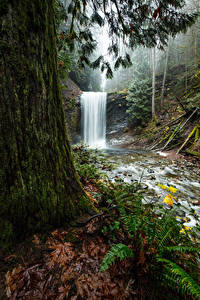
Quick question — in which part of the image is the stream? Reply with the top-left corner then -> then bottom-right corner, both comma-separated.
101,147 -> 200,229
80,91 -> 200,230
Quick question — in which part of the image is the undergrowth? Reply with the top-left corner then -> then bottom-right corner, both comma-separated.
2,145 -> 200,299
100,186 -> 200,299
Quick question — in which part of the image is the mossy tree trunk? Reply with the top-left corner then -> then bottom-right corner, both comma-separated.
0,0 -> 92,245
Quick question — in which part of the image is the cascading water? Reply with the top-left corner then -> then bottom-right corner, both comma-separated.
81,92 -> 107,148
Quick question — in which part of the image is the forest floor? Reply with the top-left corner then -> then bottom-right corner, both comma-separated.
109,96 -> 200,167
1,146 -> 200,300
0,190 -> 146,300
0,219 -> 130,299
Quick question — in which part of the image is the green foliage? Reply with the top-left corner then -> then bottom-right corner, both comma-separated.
102,220 -> 120,239
76,164 -> 100,180
54,0 -> 102,89
127,63 -> 152,126
157,258 -> 200,299
61,0 -> 198,78
100,183 -> 200,299
72,145 -> 108,181
57,50 -> 71,79
99,243 -> 134,272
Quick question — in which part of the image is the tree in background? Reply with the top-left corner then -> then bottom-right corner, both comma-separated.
62,0 -> 198,78
152,47 -> 156,119
127,60 -> 152,127
160,39 -> 170,108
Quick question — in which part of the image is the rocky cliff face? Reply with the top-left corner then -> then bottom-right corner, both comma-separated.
106,93 -> 129,144
61,78 -> 82,143
62,84 -> 129,145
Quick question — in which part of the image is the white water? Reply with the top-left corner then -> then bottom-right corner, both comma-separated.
81,92 -> 107,148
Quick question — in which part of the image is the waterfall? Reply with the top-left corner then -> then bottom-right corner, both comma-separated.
81,92 -> 107,148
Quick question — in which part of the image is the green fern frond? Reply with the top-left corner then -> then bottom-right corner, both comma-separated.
122,214 -> 140,236
166,246 -> 200,254
158,227 -> 173,249
157,258 -> 200,299
99,243 -> 134,272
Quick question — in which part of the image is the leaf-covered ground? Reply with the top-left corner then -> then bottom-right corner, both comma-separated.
0,214 -> 136,299
1,147 -> 199,300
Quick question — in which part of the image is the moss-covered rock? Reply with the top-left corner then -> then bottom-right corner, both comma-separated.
106,93 -> 128,140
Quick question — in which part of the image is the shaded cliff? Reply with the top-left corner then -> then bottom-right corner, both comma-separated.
106,93 -> 129,144
61,78 -> 82,143
61,85 -> 129,145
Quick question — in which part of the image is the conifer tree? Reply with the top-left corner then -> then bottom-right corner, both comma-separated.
0,0 -> 93,246
127,62 -> 152,127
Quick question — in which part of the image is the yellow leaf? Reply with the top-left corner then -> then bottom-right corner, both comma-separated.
184,226 -> 192,231
158,184 -> 178,193
158,184 -> 168,190
180,225 -> 192,234
168,186 -> 178,193
163,194 -> 173,207
183,217 -> 190,222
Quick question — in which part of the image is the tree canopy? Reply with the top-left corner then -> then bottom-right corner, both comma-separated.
57,0 -> 199,78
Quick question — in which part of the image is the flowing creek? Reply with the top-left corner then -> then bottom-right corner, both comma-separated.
80,91 -> 199,230
100,148 -> 200,229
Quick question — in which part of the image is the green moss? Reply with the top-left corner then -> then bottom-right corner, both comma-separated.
0,0 -> 92,248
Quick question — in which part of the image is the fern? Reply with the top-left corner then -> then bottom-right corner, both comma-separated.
100,243 -> 134,272
115,191 -> 141,236
157,258 -> 200,300
166,245 -> 200,254
100,182 -> 200,299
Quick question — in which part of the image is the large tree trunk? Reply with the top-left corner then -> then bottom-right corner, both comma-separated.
0,0 -> 92,246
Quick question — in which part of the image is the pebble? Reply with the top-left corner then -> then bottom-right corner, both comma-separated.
192,200 -> 200,205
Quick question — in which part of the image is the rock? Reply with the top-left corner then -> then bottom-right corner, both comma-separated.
161,167 -> 176,176
192,200 -> 200,205
106,93 -> 128,139
147,168 -> 154,173
140,183 -> 148,189
176,209 -> 186,218
137,189 -> 146,194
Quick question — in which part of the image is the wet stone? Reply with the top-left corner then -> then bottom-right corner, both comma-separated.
192,200 -> 200,205
147,169 -> 154,173
176,209 -> 186,218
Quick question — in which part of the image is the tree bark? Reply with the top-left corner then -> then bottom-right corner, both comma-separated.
0,0 -> 92,246
160,40 -> 170,108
